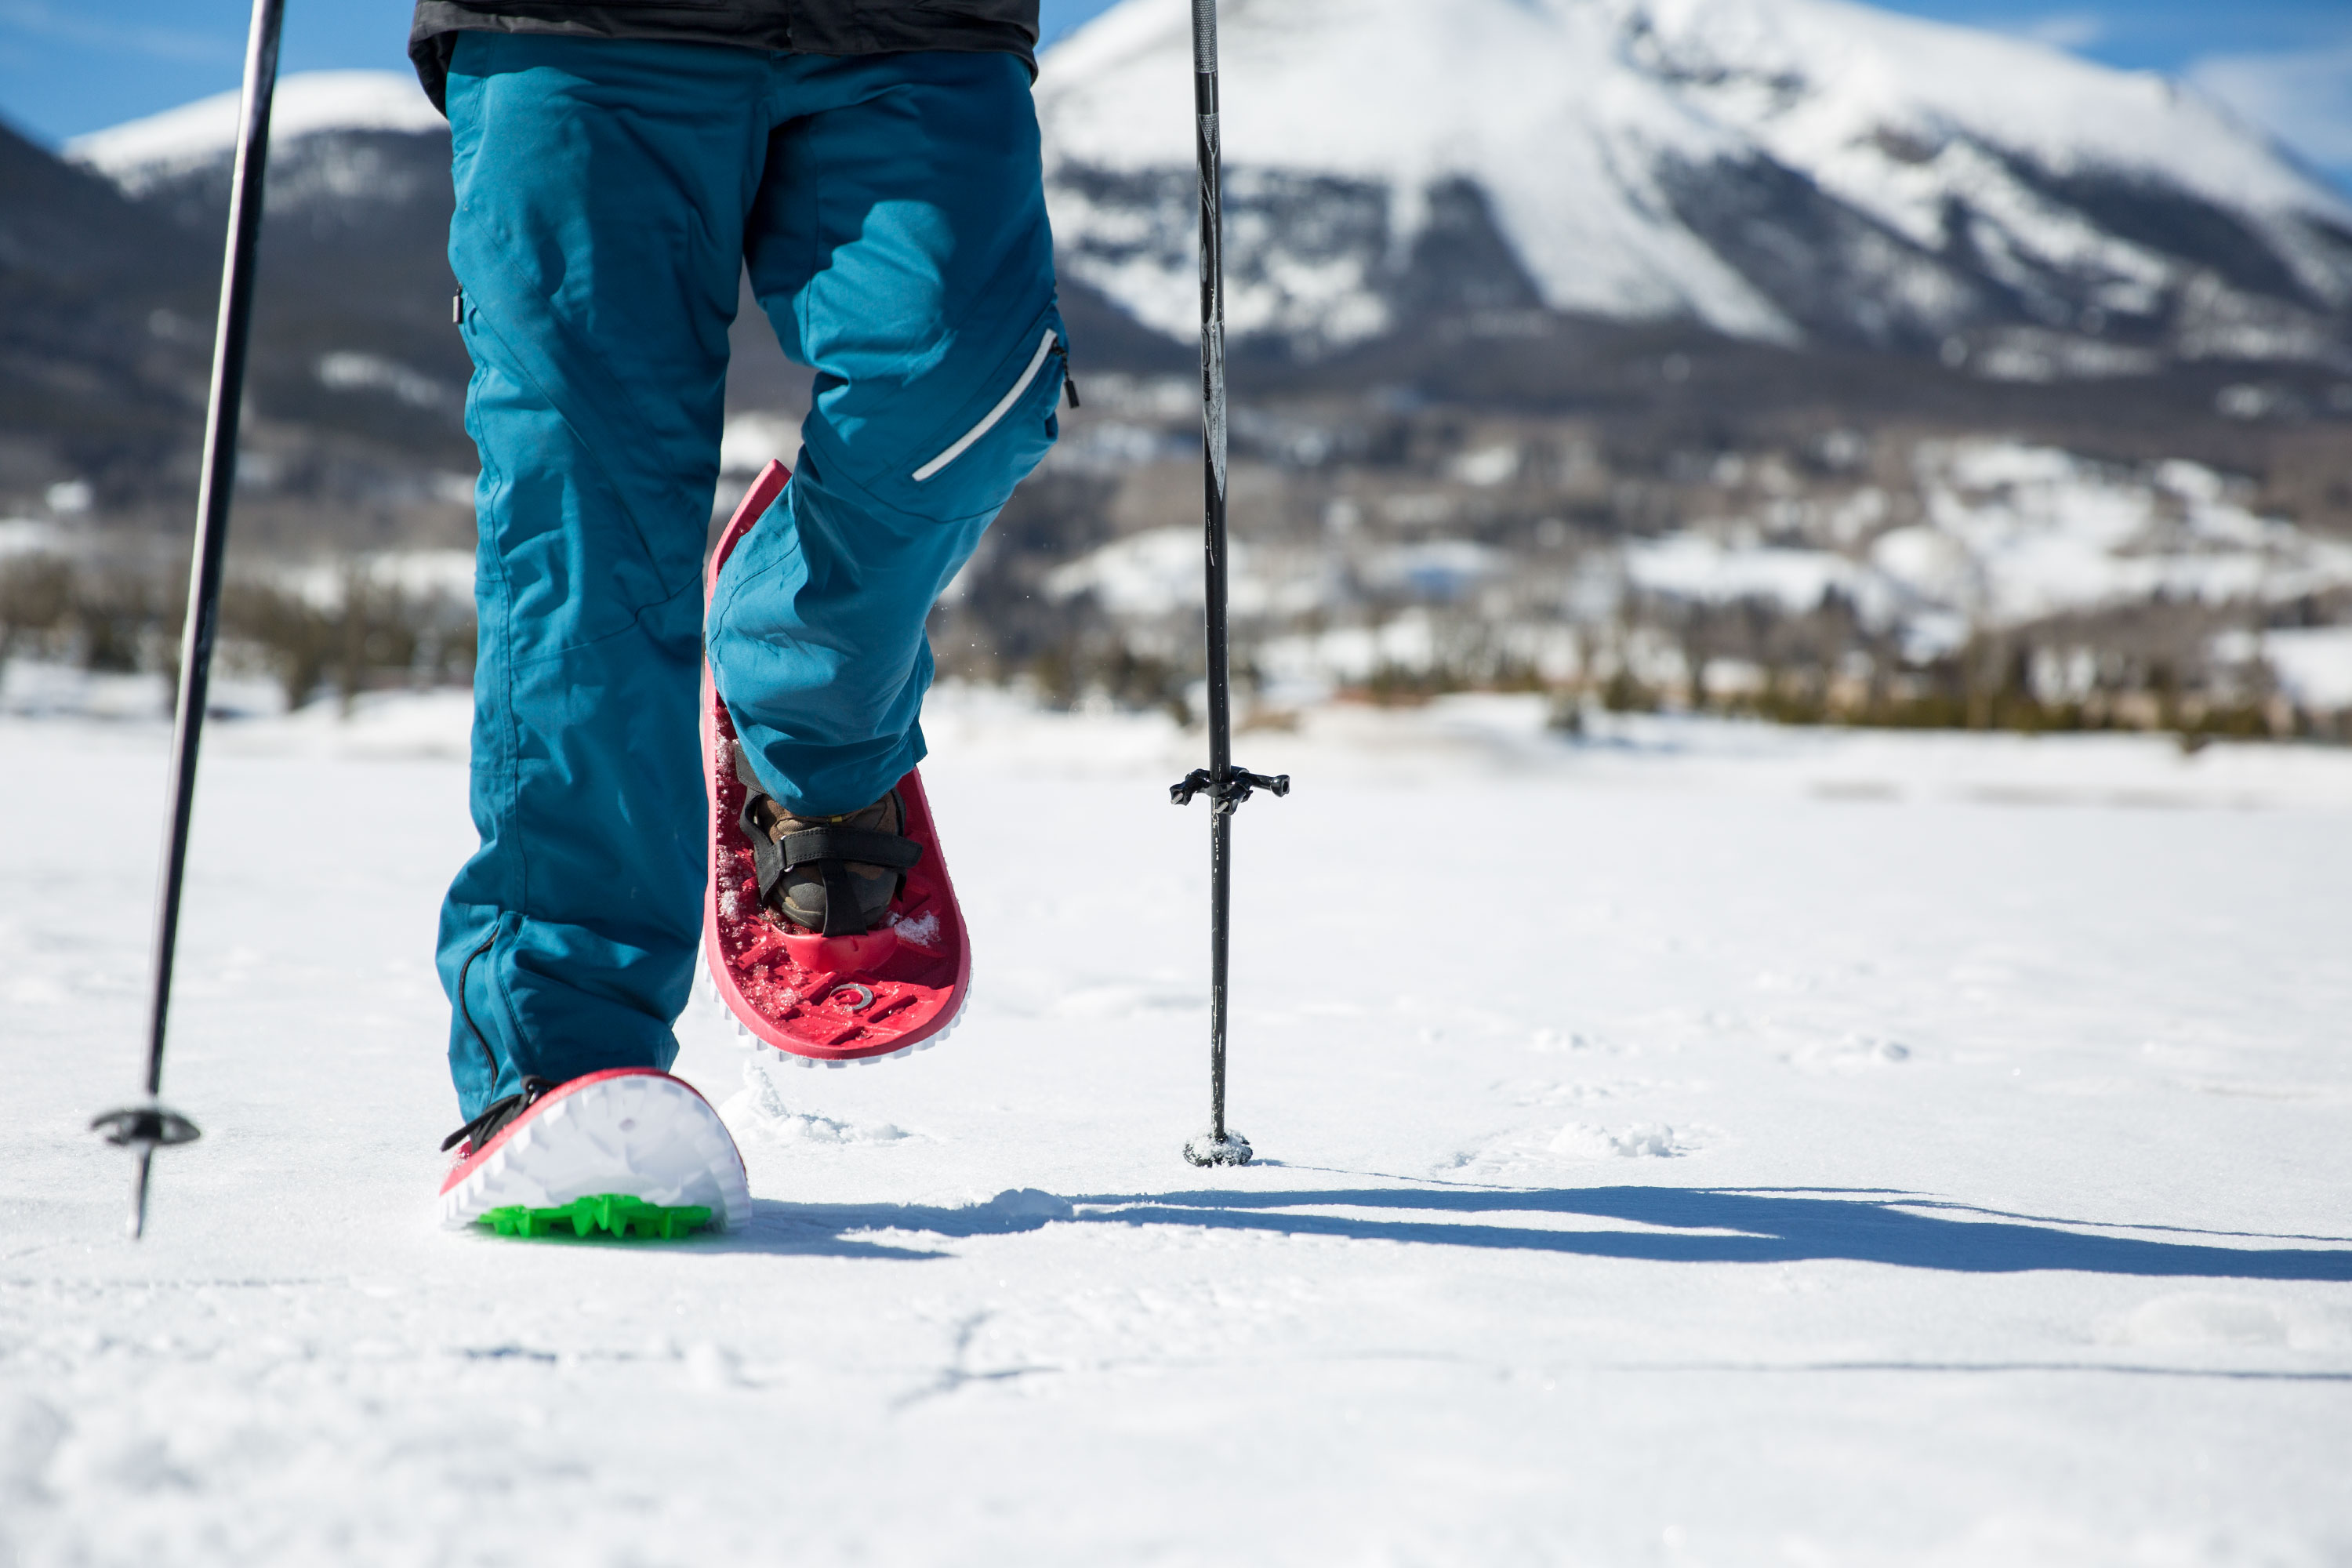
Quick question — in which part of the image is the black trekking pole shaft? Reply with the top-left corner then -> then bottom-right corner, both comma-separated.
151,0 -> 281,1087
1192,0 -> 1235,1148
105,0 -> 284,1238
1171,0 -> 1279,1168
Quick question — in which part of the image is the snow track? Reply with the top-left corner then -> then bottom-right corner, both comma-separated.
4,695 -> 2350,1565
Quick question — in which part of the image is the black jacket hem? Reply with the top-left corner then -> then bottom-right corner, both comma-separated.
409,1 -> 1040,113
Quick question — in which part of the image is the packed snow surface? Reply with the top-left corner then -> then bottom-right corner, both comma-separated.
5,689 -> 2351,1564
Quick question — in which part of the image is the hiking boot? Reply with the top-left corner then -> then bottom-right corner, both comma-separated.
733,743 -> 922,936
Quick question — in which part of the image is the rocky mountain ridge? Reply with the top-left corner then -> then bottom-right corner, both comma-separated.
3,2 -> 2350,550
1038,0 -> 2352,372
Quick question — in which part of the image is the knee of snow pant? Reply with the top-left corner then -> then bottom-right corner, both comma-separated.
713,50 -> 1062,815
435,33 -> 764,1116
444,32 -> 766,634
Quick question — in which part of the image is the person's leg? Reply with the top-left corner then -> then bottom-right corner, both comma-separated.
710,50 -> 1065,818
437,34 -> 768,1118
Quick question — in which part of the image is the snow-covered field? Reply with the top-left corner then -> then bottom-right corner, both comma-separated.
5,691 -> 2351,1566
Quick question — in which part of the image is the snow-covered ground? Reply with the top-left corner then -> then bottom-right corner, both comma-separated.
5,691 -> 2351,1566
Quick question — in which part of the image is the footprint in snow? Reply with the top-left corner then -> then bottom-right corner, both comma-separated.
1784,1034 -> 1913,1072
1444,1120 -> 1713,1174
720,1060 -> 914,1146
1048,983 -> 1203,1019
2102,1293 -> 2350,1352
1548,1121 -> 1700,1160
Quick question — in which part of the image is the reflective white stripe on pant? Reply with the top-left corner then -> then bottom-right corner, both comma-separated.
912,327 -> 1058,482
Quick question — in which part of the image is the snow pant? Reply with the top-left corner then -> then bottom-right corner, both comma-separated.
436,33 -> 1064,1118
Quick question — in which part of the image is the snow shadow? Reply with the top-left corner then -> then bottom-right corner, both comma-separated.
699,1185 -> 2352,1279
687,1189 -> 1082,1258
1067,1185 -> 2352,1281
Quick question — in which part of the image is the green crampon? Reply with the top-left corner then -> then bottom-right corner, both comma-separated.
476,1195 -> 714,1240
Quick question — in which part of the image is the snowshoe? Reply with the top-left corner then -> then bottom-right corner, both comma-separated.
438,1068 -> 751,1238
702,459 -> 972,1068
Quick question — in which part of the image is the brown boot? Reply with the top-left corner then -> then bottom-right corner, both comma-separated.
733,744 -> 922,936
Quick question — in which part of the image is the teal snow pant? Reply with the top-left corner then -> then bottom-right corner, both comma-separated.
437,34 -> 1064,1118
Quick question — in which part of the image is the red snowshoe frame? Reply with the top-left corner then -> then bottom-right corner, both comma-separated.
701,460 -> 972,1065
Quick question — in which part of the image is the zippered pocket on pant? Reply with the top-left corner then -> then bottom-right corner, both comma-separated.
458,928 -> 499,1082
911,326 -> 1062,482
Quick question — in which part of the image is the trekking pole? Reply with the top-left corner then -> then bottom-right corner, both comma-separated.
1170,0 -> 1287,1168
90,0 -> 286,1239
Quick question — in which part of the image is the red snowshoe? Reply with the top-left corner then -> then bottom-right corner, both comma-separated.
702,460 -> 972,1068
439,1068 -> 752,1238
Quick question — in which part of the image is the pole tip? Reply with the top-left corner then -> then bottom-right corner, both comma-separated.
1183,1129 -> 1254,1167
93,1105 -> 196,1241
126,1147 -> 154,1240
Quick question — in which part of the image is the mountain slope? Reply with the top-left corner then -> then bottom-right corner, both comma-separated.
0,75 -> 476,532
68,74 -> 472,466
1036,0 -> 2352,370
0,118 -> 210,504
49,71 -> 804,521
17,19 -> 2351,534
66,71 -> 447,198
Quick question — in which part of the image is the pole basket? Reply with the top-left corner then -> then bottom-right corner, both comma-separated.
1184,1129 -> 1255,1168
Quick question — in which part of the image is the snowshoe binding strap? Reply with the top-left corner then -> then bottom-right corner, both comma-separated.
739,804 -> 923,935
441,1074 -> 559,1155
779,824 -> 922,932
733,746 -> 922,936
775,826 -> 922,873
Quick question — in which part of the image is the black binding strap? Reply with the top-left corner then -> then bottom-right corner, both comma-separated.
740,797 -> 789,906
737,797 -> 924,937
441,1074 -> 557,1154
778,827 -> 922,872
820,861 -> 862,937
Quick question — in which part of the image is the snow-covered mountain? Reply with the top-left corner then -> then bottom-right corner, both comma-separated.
16,14 -> 2352,529
65,71 -> 444,198
1037,0 -> 2352,369
62,71 -> 456,270
10,72 -> 470,524
52,16 -> 2352,382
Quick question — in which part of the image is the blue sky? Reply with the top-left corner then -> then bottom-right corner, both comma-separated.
2,0 -> 2347,188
